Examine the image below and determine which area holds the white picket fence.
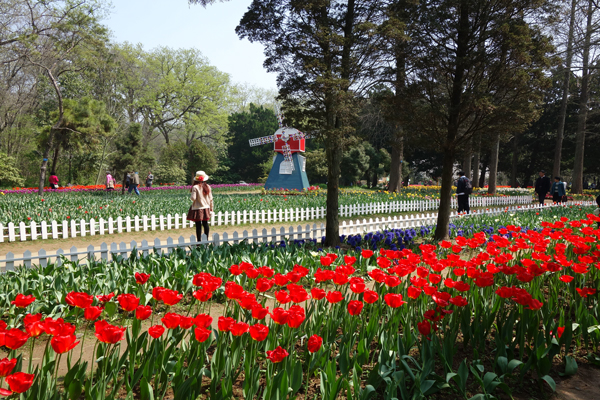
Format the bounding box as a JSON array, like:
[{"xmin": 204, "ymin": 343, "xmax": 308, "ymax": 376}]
[
  {"xmin": 0, "ymin": 196, "xmax": 531, "ymax": 243},
  {"xmin": 1, "ymin": 200, "xmax": 594, "ymax": 270}
]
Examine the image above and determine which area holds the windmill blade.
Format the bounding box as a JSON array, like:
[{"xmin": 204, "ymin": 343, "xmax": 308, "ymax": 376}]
[
  {"xmin": 249, "ymin": 135, "xmax": 277, "ymax": 147},
  {"xmin": 275, "ymin": 104, "xmax": 285, "ymax": 128},
  {"xmin": 290, "ymin": 130, "xmax": 313, "ymax": 140}
]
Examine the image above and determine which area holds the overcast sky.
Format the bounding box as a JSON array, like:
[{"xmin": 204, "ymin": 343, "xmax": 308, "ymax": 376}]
[{"xmin": 104, "ymin": 0, "xmax": 277, "ymax": 90}]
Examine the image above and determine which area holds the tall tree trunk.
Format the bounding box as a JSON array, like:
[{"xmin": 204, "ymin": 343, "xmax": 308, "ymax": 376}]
[
  {"xmin": 472, "ymin": 133, "xmax": 481, "ymax": 188},
  {"xmin": 324, "ymin": 0, "xmax": 355, "ymax": 246},
  {"xmin": 462, "ymin": 137, "xmax": 472, "ymax": 179},
  {"xmin": 479, "ymin": 158, "xmax": 487, "ymax": 188},
  {"xmin": 436, "ymin": 150, "xmax": 456, "ymax": 239},
  {"xmin": 50, "ymin": 146, "xmax": 60, "ymax": 175},
  {"xmin": 122, "ymin": 171, "xmax": 127, "ymax": 195},
  {"xmin": 571, "ymin": 0, "xmax": 593, "ymax": 194},
  {"xmin": 324, "ymin": 129, "xmax": 342, "ymax": 246},
  {"xmin": 553, "ymin": 0, "xmax": 578, "ymax": 178},
  {"xmin": 68, "ymin": 152, "xmax": 72, "ymax": 184},
  {"xmin": 96, "ymin": 138, "xmax": 108, "ymax": 185},
  {"xmin": 488, "ymin": 132, "xmax": 500, "ymax": 194},
  {"xmin": 388, "ymin": 127, "xmax": 404, "ymax": 192},
  {"xmin": 435, "ymin": 0, "xmax": 469, "ymax": 241},
  {"xmin": 511, "ymin": 133, "xmax": 519, "ymax": 187},
  {"xmin": 39, "ymin": 69, "xmax": 64, "ymax": 195}
]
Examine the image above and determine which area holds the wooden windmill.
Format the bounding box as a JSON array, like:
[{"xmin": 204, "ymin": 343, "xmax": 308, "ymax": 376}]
[{"xmin": 248, "ymin": 108, "xmax": 312, "ymax": 190}]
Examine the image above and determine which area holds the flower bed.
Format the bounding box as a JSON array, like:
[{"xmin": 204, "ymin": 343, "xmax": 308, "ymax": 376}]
[
  {"xmin": 0, "ymin": 187, "xmax": 530, "ymax": 226},
  {"xmin": 0, "ymin": 208, "xmax": 599, "ymax": 398}
]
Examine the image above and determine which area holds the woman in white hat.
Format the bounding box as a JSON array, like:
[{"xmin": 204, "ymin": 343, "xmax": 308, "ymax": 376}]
[{"xmin": 187, "ymin": 171, "xmax": 213, "ymax": 242}]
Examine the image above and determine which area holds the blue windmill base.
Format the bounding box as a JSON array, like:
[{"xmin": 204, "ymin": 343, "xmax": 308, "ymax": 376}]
[{"xmin": 264, "ymin": 153, "xmax": 310, "ymax": 191}]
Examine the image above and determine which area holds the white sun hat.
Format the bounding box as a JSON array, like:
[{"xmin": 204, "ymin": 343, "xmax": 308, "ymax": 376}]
[{"xmin": 194, "ymin": 171, "xmax": 210, "ymax": 182}]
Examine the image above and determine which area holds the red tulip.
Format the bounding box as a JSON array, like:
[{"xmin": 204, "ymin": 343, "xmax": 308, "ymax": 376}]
[
  {"xmin": 135, "ymin": 272, "xmax": 151, "ymax": 284},
  {"xmin": 273, "ymin": 273, "xmax": 289, "ymax": 286},
  {"xmin": 84, "ymin": 306, "xmax": 104, "ymax": 321},
  {"xmin": 148, "ymin": 325, "xmax": 165, "ymax": 339},
  {"xmin": 160, "ymin": 289, "xmax": 183, "ymax": 306},
  {"xmin": 217, "ymin": 316, "xmax": 235, "ymax": 332},
  {"xmin": 287, "ymin": 305, "xmax": 306, "ymax": 328},
  {"xmin": 4, "ymin": 372, "xmax": 34, "ymax": 393},
  {"xmin": 361, "ymin": 249, "xmax": 374, "ymax": 258},
  {"xmin": 453, "ymin": 281, "xmax": 471, "ymax": 292},
  {"xmin": 258, "ymin": 266, "xmax": 275, "ymax": 278},
  {"xmin": 274, "ymin": 290, "xmax": 291, "ymax": 304},
  {"xmin": 332, "ymin": 272, "xmax": 349, "ymax": 285},
  {"xmin": 363, "ymin": 290, "xmax": 379, "ymax": 304},
  {"xmin": 266, "ymin": 346, "xmax": 289, "ymax": 363},
  {"xmin": 152, "ymin": 286, "xmax": 166, "ymax": 302},
  {"xmin": 194, "ymin": 327, "xmax": 211, "ymax": 342},
  {"xmin": 449, "ymin": 296, "xmax": 468, "ymax": 307},
  {"xmin": 41, "ymin": 318, "xmax": 74, "ymax": 336},
  {"xmin": 11, "ymin": 294, "xmax": 35, "ymax": 308},
  {"xmin": 349, "ymin": 278, "xmax": 365, "ymax": 294},
  {"xmin": 325, "ymin": 291, "xmax": 343, "ymax": 304},
  {"xmin": 231, "ymin": 322, "xmax": 249, "ymax": 336},
  {"xmin": 135, "ymin": 305, "xmax": 152, "ymax": 321},
  {"xmin": 65, "ymin": 292, "xmax": 94, "ymax": 309},
  {"xmin": 23, "ymin": 314, "xmax": 42, "ymax": 326},
  {"xmin": 161, "ymin": 313, "xmax": 181, "ymax": 329},
  {"xmin": 384, "ymin": 293, "xmax": 406, "ymax": 308},
  {"xmin": 377, "ymin": 257, "xmax": 392, "ymax": 269},
  {"xmin": 179, "ymin": 316, "xmax": 194, "ymax": 330},
  {"xmin": 0, "ymin": 359, "xmax": 17, "ymax": 378},
  {"xmin": 229, "ymin": 264, "xmax": 242, "ymax": 276},
  {"xmin": 347, "ymin": 300, "xmax": 363, "ymax": 316},
  {"xmin": 310, "ymin": 288, "xmax": 326, "ymax": 300},
  {"xmin": 246, "ymin": 268, "xmax": 260, "ymax": 279},
  {"xmin": 556, "ymin": 327, "xmax": 565, "ymax": 339},
  {"xmin": 224, "ymin": 282, "xmax": 244, "ymax": 300},
  {"xmin": 288, "ymin": 285, "xmax": 310, "ymax": 303},
  {"xmin": 51, "ymin": 334, "xmax": 79, "ymax": 354},
  {"xmin": 24, "ymin": 317, "xmax": 44, "ymax": 338},
  {"xmin": 96, "ymin": 293, "xmax": 114, "ymax": 303},
  {"xmin": 193, "ymin": 289, "xmax": 212, "ymax": 302},
  {"xmin": 270, "ymin": 308, "xmax": 289, "ymax": 325},
  {"xmin": 94, "ymin": 320, "xmax": 126, "ymax": 344},
  {"xmin": 307, "ymin": 334, "xmax": 323, "ymax": 353},
  {"xmin": 193, "ymin": 314, "xmax": 213, "ymax": 329},
  {"xmin": 117, "ymin": 294, "xmax": 140, "ymax": 312},
  {"xmin": 559, "ymin": 275, "xmax": 574, "ymax": 283},
  {"xmin": 320, "ymin": 256, "xmax": 334, "ymax": 267},
  {"xmin": 4, "ymin": 329, "xmax": 29, "ymax": 350},
  {"xmin": 407, "ymin": 286, "xmax": 422, "ymax": 299},
  {"xmin": 249, "ymin": 324, "xmax": 269, "ymax": 341},
  {"xmin": 417, "ymin": 320, "xmax": 431, "ymax": 336},
  {"xmin": 251, "ymin": 304, "xmax": 269, "ymax": 320}
]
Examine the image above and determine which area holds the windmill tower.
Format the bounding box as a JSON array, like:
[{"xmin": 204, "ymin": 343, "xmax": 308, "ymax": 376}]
[{"xmin": 249, "ymin": 108, "xmax": 312, "ymax": 191}]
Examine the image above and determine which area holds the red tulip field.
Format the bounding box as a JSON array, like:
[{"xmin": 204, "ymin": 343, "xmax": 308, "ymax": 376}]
[{"xmin": 0, "ymin": 206, "xmax": 599, "ymax": 399}]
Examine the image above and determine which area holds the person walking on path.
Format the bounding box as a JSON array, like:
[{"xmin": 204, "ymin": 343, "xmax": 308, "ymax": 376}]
[
  {"xmin": 186, "ymin": 171, "xmax": 213, "ymax": 242},
  {"xmin": 534, "ymin": 170, "xmax": 550, "ymax": 205},
  {"xmin": 128, "ymin": 171, "xmax": 140, "ymax": 196},
  {"xmin": 145, "ymin": 172, "xmax": 154, "ymax": 188},
  {"xmin": 551, "ymin": 176, "xmax": 566, "ymax": 203},
  {"xmin": 105, "ymin": 172, "xmax": 116, "ymax": 191},
  {"xmin": 456, "ymin": 171, "xmax": 471, "ymax": 214},
  {"xmin": 49, "ymin": 174, "xmax": 59, "ymax": 189}
]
